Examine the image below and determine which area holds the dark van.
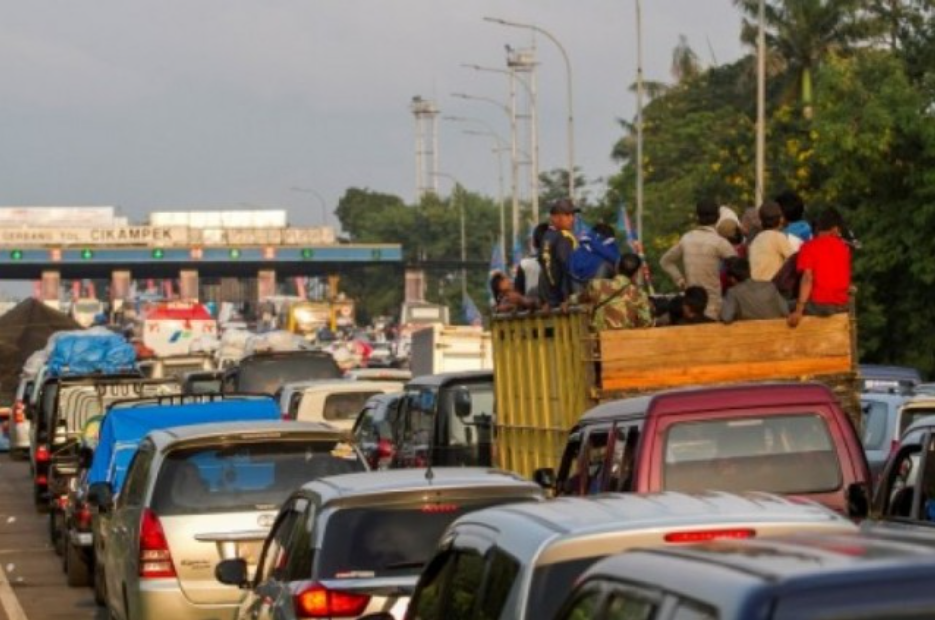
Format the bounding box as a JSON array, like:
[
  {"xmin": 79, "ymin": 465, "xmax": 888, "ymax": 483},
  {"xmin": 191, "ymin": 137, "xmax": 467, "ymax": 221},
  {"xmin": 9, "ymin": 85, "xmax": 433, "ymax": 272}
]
[
  {"xmin": 221, "ymin": 350, "xmax": 341, "ymax": 395},
  {"xmin": 391, "ymin": 371, "xmax": 495, "ymax": 468},
  {"xmin": 537, "ymin": 382, "xmax": 871, "ymax": 518}
]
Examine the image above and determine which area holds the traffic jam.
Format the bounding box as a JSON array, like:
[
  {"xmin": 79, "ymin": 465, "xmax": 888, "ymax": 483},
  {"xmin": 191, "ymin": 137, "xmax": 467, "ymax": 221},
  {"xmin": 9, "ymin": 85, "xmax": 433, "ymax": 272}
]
[{"xmin": 0, "ymin": 297, "xmax": 933, "ymax": 620}]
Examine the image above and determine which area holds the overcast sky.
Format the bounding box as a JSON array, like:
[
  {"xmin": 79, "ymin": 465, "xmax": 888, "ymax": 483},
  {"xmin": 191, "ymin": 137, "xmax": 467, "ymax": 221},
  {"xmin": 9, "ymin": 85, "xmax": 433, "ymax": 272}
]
[{"xmin": 0, "ymin": 0, "xmax": 746, "ymax": 228}]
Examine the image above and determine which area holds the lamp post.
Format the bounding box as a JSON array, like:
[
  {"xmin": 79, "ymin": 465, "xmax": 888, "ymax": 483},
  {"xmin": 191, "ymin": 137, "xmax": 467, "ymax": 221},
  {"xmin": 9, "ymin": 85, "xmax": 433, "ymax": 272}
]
[
  {"xmin": 483, "ymin": 16, "xmax": 575, "ymax": 201},
  {"xmin": 635, "ymin": 0, "xmax": 646, "ymax": 244},
  {"xmin": 755, "ymin": 0, "xmax": 766, "ymax": 207},
  {"xmin": 290, "ymin": 187, "xmax": 328, "ymax": 226},
  {"xmin": 432, "ymin": 172, "xmax": 467, "ymax": 300},
  {"xmin": 451, "ymin": 92, "xmax": 520, "ymax": 257}
]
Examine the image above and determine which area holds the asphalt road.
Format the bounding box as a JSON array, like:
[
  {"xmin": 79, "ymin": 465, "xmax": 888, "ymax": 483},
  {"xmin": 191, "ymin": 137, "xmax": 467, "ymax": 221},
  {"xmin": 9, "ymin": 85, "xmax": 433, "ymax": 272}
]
[{"xmin": 0, "ymin": 453, "xmax": 103, "ymax": 620}]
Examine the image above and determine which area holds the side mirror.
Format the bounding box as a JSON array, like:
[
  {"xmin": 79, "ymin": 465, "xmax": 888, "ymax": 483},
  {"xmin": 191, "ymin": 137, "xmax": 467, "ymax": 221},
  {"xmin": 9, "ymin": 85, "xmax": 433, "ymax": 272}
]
[
  {"xmin": 533, "ymin": 467, "xmax": 556, "ymax": 490},
  {"xmin": 847, "ymin": 482, "xmax": 870, "ymax": 520},
  {"xmin": 453, "ymin": 388, "xmax": 472, "ymax": 419},
  {"xmin": 87, "ymin": 482, "xmax": 114, "ymax": 512},
  {"xmin": 215, "ymin": 558, "xmax": 250, "ymax": 588}
]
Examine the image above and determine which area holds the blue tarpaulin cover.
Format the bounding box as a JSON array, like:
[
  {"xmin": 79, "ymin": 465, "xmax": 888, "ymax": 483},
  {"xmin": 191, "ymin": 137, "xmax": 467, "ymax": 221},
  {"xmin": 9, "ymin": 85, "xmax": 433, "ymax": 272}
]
[
  {"xmin": 47, "ymin": 332, "xmax": 137, "ymax": 376},
  {"xmin": 87, "ymin": 398, "xmax": 281, "ymax": 492}
]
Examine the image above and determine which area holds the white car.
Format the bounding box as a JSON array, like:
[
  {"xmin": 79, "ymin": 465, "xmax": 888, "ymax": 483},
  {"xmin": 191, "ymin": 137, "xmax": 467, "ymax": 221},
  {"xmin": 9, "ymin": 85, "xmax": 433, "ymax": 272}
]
[{"xmin": 283, "ymin": 380, "xmax": 404, "ymax": 431}]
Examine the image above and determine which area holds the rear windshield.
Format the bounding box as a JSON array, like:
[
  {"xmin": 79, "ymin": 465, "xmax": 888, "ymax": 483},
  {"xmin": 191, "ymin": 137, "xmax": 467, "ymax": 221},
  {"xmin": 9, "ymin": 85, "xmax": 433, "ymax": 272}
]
[
  {"xmin": 901, "ymin": 406, "xmax": 935, "ymax": 437},
  {"xmin": 527, "ymin": 557, "xmax": 601, "ymax": 619},
  {"xmin": 318, "ymin": 500, "xmax": 521, "ymax": 579},
  {"xmin": 663, "ymin": 414, "xmax": 842, "ymax": 495},
  {"xmin": 151, "ymin": 440, "xmax": 364, "ymax": 515},
  {"xmin": 321, "ymin": 392, "xmax": 380, "ymax": 422},
  {"xmin": 238, "ymin": 356, "xmax": 341, "ymax": 395},
  {"xmin": 185, "ymin": 379, "xmax": 222, "ymax": 394},
  {"xmin": 862, "ymin": 401, "xmax": 891, "ymax": 450}
]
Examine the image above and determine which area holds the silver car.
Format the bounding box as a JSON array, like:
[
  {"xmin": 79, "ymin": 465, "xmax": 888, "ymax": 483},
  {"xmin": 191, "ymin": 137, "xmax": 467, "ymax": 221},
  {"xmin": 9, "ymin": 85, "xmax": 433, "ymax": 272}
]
[
  {"xmin": 96, "ymin": 421, "xmax": 366, "ymax": 620},
  {"xmin": 216, "ymin": 468, "xmax": 544, "ymax": 620},
  {"xmin": 7, "ymin": 377, "xmax": 34, "ymax": 458}
]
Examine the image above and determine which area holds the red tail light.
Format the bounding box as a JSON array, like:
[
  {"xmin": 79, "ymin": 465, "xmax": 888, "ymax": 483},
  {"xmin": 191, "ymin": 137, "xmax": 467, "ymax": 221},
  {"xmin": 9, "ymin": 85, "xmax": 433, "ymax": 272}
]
[
  {"xmin": 139, "ymin": 509, "xmax": 176, "ymax": 579},
  {"xmin": 12, "ymin": 402, "xmax": 24, "ymax": 424},
  {"xmin": 35, "ymin": 474, "xmax": 47, "ymax": 486},
  {"xmin": 75, "ymin": 504, "xmax": 93, "ymax": 530},
  {"xmin": 57, "ymin": 495, "xmax": 69, "ymax": 510},
  {"xmin": 421, "ymin": 503, "xmax": 460, "ymax": 514},
  {"xmin": 664, "ymin": 528, "xmax": 756, "ymax": 544},
  {"xmin": 294, "ymin": 583, "xmax": 371, "ymax": 618},
  {"xmin": 36, "ymin": 445, "xmax": 50, "ymax": 463},
  {"xmin": 376, "ymin": 439, "xmax": 395, "ymax": 459}
]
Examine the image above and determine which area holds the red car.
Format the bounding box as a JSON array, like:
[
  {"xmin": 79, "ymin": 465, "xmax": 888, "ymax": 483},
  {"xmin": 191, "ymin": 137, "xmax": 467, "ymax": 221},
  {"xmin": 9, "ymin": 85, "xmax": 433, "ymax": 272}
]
[{"xmin": 537, "ymin": 382, "xmax": 871, "ymax": 518}]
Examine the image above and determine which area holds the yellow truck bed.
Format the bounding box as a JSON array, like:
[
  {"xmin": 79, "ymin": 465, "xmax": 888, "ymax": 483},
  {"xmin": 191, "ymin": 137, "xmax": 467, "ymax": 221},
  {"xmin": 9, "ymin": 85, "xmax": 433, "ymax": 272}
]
[{"xmin": 492, "ymin": 311, "xmax": 859, "ymax": 479}]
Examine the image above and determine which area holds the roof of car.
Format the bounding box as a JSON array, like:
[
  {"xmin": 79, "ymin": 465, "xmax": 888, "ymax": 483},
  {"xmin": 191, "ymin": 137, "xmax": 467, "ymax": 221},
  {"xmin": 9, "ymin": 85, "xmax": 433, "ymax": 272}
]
[
  {"xmin": 448, "ymin": 492, "xmax": 851, "ymax": 564},
  {"xmin": 585, "ymin": 530, "xmax": 935, "ymax": 605},
  {"xmin": 148, "ymin": 420, "xmax": 345, "ymax": 448},
  {"xmin": 299, "ymin": 467, "xmax": 540, "ymax": 506},
  {"xmin": 407, "ymin": 370, "xmax": 494, "ymax": 388},
  {"xmin": 294, "ymin": 380, "xmax": 403, "ymax": 394},
  {"xmin": 903, "ymin": 394, "xmax": 935, "ymax": 409},
  {"xmin": 860, "ymin": 392, "xmax": 911, "ymax": 406},
  {"xmin": 900, "ymin": 415, "xmax": 935, "ymax": 438},
  {"xmin": 580, "ymin": 382, "xmax": 834, "ymax": 425},
  {"xmin": 860, "ymin": 364, "xmax": 923, "ymax": 382}
]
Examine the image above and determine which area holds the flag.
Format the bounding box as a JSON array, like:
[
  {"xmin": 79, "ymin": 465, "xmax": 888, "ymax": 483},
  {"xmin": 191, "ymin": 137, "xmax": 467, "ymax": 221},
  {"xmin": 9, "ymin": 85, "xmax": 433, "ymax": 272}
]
[
  {"xmin": 463, "ymin": 293, "xmax": 483, "ymax": 327},
  {"xmin": 618, "ymin": 202, "xmax": 655, "ymax": 295},
  {"xmin": 489, "ymin": 242, "xmax": 506, "ymax": 275}
]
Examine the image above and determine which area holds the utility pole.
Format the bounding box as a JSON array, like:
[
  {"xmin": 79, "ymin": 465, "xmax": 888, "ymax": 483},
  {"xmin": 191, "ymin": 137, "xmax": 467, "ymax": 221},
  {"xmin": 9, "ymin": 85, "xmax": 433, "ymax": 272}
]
[
  {"xmin": 411, "ymin": 96, "xmax": 440, "ymax": 200},
  {"xmin": 756, "ymin": 0, "xmax": 766, "ymax": 207},
  {"xmin": 635, "ymin": 0, "xmax": 646, "ymax": 244}
]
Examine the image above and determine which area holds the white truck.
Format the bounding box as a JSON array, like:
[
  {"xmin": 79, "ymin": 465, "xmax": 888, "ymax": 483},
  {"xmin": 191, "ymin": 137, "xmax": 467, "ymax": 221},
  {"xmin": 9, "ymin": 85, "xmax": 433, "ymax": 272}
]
[{"xmin": 409, "ymin": 325, "xmax": 493, "ymax": 377}]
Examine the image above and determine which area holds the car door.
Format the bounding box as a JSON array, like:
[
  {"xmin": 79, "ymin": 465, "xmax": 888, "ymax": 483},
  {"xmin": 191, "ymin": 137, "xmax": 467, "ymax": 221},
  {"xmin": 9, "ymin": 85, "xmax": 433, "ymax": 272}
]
[
  {"xmin": 106, "ymin": 445, "xmax": 155, "ymax": 619},
  {"xmin": 240, "ymin": 497, "xmax": 310, "ymax": 620}
]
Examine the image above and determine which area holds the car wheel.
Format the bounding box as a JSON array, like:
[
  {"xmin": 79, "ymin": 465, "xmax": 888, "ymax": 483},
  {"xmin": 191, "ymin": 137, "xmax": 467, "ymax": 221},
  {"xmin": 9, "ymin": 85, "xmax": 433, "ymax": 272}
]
[
  {"xmin": 65, "ymin": 541, "xmax": 91, "ymax": 587},
  {"xmin": 93, "ymin": 557, "xmax": 107, "ymax": 606}
]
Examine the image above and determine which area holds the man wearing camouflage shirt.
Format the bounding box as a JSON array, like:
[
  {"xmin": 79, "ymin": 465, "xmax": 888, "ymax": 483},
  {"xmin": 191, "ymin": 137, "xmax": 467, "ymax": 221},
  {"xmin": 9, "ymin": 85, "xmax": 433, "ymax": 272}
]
[{"xmin": 579, "ymin": 252, "xmax": 654, "ymax": 330}]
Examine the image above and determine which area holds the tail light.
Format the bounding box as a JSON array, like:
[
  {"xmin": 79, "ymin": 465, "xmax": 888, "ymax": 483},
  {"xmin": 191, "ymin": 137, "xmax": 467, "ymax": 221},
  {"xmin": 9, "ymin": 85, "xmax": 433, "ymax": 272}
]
[
  {"xmin": 35, "ymin": 474, "xmax": 48, "ymax": 486},
  {"xmin": 376, "ymin": 439, "xmax": 395, "ymax": 460},
  {"xmin": 36, "ymin": 445, "xmax": 50, "ymax": 463},
  {"xmin": 57, "ymin": 495, "xmax": 69, "ymax": 510},
  {"xmin": 663, "ymin": 528, "xmax": 756, "ymax": 544},
  {"xmin": 13, "ymin": 402, "xmax": 25, "ymax": 424},
  {"xmin": 294, "ymin": 583, "xmax": 371, "ymax": 618},
  {"xmin": 139, "ymin": 509, "xmax": 176, "ymax": 579},
  {"xmin": 75, "ymin": 503, "xmax": 93, "ymax": 531}
]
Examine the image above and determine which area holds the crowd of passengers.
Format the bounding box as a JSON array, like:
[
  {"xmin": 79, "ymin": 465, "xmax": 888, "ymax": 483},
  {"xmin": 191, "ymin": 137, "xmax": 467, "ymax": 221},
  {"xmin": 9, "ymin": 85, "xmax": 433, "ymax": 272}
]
[{"xmin": 491, "ymin": 191, "xmax": 853, "ymax": 330}]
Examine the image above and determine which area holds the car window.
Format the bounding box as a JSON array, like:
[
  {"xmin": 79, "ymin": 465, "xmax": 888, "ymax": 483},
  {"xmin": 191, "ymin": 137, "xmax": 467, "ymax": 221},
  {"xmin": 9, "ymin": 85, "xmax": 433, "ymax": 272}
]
[
  {"xmin": 558, "ymin": 434, "xmax": 584, "ymax": 495},
  {"xmin": 150, "ymin": 440, "xmax": 364, "ymax": 515},
  {"xmin": 288, "ymin": 392, "xmax": 303, "ymax": 420},
  {"xmin": 901, "ymin": 406, "xmax": 935, "ymax": 437},
  {"xmin": 663, "ymin": 414, "xmax": 842, "ymax": 495},
  {"xmin": 861, "ymin": 401, "xmax": 890, "ymax": 450},
  {"xmin": 478, "ymin": 549, "xmax": 521, "ymax": 620},
  {"xmin": 445, "ymin": 551, "xmax": 485, "ymax": 620},
  {"xmin": 238, "ymin": 355, "xmax": 341, "ymax": 395},
  {"xmin": 608, "ymin": 424, "xmax": 640, "ymax": 492},
  {"xmin": 881, "ymin": 446, "xmax": 922, "ymax": 519},
  {"xmin": 439, "ymin": 382, "xmax": 495, "ymax": 448},
  {"xmin": 320, "ymin": 391, "xmax": 380, "ymax": 422},
  {"xmin": 354, "ymin": 407, "xmax": 376, "ymax": 442},
  {"xmin": 670, "ymin": 599, "xmax": 717, "ymax": 620},
  {"xmin": 256, "ymin": 500, "xmax": 303, "ymax": 584},
  {"xmin": 604, "ymin": 591, "xmax": 656, "ymax": 620},
  {"xmin": 410, "ymin": 550, "xmax": 458, "ymax": 620},
  {"xmin": 118, "ymin": 447, "xmax": 155, "ymax": 508},
  {"xmin": 283, "ymin": 498, "xmax": 314, "ymax": 581},
  {"xmin": 560, "ymin": 587, "xmax": 603, "ymax": 620},
  {"xmin": 582, "ymin": 428, "xmax": 610, "ymax": 495},
  {"xmin": 528, "ymin": 557, "xmax": 602, "ymax": 618}
]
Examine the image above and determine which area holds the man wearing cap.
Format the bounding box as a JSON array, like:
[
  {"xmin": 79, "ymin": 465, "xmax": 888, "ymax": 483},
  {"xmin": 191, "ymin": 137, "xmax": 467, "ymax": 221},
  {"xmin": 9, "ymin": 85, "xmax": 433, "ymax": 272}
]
[
  {"xmin": 539, "ymin": 198, "xmax": 580, "ymax": 308},
  {"xmin": 748, "ymin": 201, "xmax": 794, "ymax": 282},
  {"xmin": 660, "ymin": 198, "xmax": 737, "ymax": 319}
]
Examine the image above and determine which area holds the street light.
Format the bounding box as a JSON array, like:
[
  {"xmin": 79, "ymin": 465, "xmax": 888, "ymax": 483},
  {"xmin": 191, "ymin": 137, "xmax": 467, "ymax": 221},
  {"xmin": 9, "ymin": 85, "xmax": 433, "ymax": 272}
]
[
  {"xmin": 484, "ymin": 16, "xmax": 575, "ymax": 201},
  {"xmin": 755, "ymin": 0, "xmax": 766, "ymax": 207},
  {"xmin": 290, "ymin": 187, "xmax": 328, "ymax": 226},
  {"xmin": 635, "ymin": 0, "xmax": 646, "ymax": 245},
  {"xmin": 432, "ymin": 172, "xmax": 467, "ymax": 301}
]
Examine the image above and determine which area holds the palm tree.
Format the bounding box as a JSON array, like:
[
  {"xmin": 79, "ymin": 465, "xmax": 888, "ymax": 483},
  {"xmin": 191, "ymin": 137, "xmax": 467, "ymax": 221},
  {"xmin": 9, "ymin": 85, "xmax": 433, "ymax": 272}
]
[{"xmin": 733, "ymin": 0, "xmax": 880, "ymax": 116}]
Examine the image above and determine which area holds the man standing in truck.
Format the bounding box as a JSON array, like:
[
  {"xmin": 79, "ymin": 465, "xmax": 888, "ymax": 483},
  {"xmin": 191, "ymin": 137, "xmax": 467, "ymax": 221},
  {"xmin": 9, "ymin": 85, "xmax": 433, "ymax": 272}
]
[
  {"xmin": 660, "ymin": 199, "xmax": 737, "ymax": 319},
  {"xmin": 788, "ymin": 208, "xmax": 852, "ymax": 327},
  {"xmin": 539, "ymin": 198, "xmax": 579, "ymax": 308}
]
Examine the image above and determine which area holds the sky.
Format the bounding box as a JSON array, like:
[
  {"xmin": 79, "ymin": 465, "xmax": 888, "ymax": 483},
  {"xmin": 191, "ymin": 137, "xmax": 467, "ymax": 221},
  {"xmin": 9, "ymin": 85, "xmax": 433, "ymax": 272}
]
[{"xmin": 0, "ymin": 0, "xmax": 747, "ymax": 229}]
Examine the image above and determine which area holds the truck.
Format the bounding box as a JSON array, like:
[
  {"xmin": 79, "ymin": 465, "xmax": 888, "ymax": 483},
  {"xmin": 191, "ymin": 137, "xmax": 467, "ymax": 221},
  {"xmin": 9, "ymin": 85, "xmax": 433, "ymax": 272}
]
[
  {"xmin": 492, "ymin": 311, "xmax": 860, "ymax": 480},
  {"xmin": 141, "ymin": 301, "xmax": 217, "ymax": 358},
  {"xmin": 285, "ymin": 299, "xmax": 356, "ymax": 339},
  {"xmin": 410, "ymin": 325, "xmax": 493, "ymax": 377}
]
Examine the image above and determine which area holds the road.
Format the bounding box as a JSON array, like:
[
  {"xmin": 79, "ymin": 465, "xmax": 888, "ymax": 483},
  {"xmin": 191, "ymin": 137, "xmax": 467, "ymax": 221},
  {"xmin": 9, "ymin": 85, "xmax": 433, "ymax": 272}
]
[{"xmin": 0, "ymin": 454, "xmax": 103, "ymax": 620}]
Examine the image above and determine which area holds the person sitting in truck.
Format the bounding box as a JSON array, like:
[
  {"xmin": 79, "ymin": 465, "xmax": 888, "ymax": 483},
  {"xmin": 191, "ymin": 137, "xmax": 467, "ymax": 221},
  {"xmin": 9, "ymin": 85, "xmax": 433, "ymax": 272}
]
[
  {"xmin": 515, "ymin": 223, "xmax": 549, "ymax": 299},
  {"xmin": 677, "ymin": 286, "xmax": 715, "ymax": 325},
  {"xmin": 720, "ymin": 257, "xmax": 789, "ymax": 323},
  {"xmin": 490, "ymin": 271, "xmax": 534, "ymax": 313},
  {"xmin": 539, "ymin": 198, "xmax": 580, "ymax": 308},
  {"xmin": 569, "ymin": 222, "xmax": 621, "ymax": 284},
  {"xmin": 749, "ymin": 201, "xmax": 794, "ymax": 281},
  {"xmin": 660, "ymin": 198, "xmax": 737, "ymax": 319},
  {"xmin": 788, "ymin": 208, "xmax": 852, "ymax": 328},
  {"xmin": 575, "ymin": 252, "xmax": 653, "ymax": 330},
  {"xmin": 777, "ymin": 189, "xmax": 813, "ymax": 250}
]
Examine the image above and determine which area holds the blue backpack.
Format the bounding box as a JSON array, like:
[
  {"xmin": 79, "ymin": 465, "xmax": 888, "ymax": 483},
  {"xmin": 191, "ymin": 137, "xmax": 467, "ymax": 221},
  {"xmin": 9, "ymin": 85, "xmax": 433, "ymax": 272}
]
[{"xmin": 569, "ymin": 232, "xmax": 620, "ymax": 282}]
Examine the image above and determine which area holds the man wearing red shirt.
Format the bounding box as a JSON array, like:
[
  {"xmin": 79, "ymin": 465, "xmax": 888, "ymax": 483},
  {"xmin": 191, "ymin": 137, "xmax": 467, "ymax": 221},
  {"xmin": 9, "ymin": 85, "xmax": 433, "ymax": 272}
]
[{"xmin": 788, "ymin": 208, "xmax": 851, "ymax": 327}]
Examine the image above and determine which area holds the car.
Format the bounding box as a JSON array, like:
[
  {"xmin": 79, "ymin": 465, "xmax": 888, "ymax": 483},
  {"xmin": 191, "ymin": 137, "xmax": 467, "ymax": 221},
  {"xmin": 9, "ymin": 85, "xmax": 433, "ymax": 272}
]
[
  {"xmin": 895, "ymin": 394, "xmax": 935, "ymax": 442},
  {"xmin": 554, "ymin": 530, "xmax": 935, "ymax": 620},
  {"xmin": 216, "ymin": 467, "xmax": 544, "ymax": 620},
  {"xmin": 221, "ymin": 350, "xmax": 342, "ymax": 395},
  {"xmin": 7, "ymin": 377, "xmax": 34, "ymax": 459},
  {"xmin": 396, "ymin": 491, "xmax": 855, "ymax": 620},
  {"xmin": 391, "ymin": 371, "xmax": 495, "ymax": 468},
  {"xmin": 180, "ymin": 370, "xmax": 223, "ymax": 394},
  {"xmin": 95, "ymin": 420, "xmax": 367, "ymax": 620},
  {"xmin": 860, "ymin": 391, "xmax": 911, "ymax": 478},
  {"xmin": 872, "ymin": 414, "xmax": 935, "ymax": 523},
  {"xmin": 353, "ymin": 393, "xmax": 404, "ymax": 469},
  {"xmin": 537, "ymin": 382, "xmax": 872, "ymax": 518},
  {"xmin": 860, "ymin": 363, "xmax": 922, "ymax": 394},
  {"xmin": 284, "ymin": 380, "xmax": 403, "ymax": 431},
  {"xmin": 345, "ymin": 368, "xmax": 412, "ymax": 382}
]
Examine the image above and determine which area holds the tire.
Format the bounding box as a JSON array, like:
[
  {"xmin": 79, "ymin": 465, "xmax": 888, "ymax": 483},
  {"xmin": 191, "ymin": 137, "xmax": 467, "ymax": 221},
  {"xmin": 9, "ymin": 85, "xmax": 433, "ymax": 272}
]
[
  {"xmin": 65, "ymin": 541, "xmax": 91, "ymax": 587},
  {"xmin": 93, "ymin": 555, "xmax": 107, "ymax": 606}
]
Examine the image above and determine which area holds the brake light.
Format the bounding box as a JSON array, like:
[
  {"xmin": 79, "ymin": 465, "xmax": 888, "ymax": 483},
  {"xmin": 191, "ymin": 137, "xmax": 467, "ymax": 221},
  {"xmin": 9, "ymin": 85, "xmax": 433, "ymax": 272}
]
[
  {"xmin": 295, "ymin": 582, "xmax": 371, "ymax": 618},
  {"xmin": 376, "ymin": 439, "xmax": 395, "ymax": 459},
  {"xmin": 13, "ymin": 402, "xmax": 24, "ymax": 424},
  {"xmin": 139, "ymin": 509, "xmax": 176, "ymax": 579},
  {"xmin": 664, "ymin": 528, "xmax": 756, "ymax": 544},
  {"xmin": 421, "ymin": 503, "xmax": 460, "ymax": 514},
  {"xmin": 75, "ymin": 504, "xmax": 93, "ymax": 530},
  {"xmin": 35, "ymin": 474, "xmax": 47, "ymax": 486},
  {"xmin": 57, "ymin": 495, "xmax": 69, "ymax": 510},
  {"xmin": 36, "ymin": 445, "xmax": 50, "ymax": 463}
]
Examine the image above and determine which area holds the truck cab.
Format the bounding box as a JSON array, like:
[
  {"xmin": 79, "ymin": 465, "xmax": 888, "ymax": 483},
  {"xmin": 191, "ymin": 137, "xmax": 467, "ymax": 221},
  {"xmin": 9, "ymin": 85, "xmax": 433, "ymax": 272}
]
[
  {"xmin": 540, "ymin": 382, "xmax": 871, "ymax": 518},
  {"xmin": 391, "ymin": 371, "xmax": 495, "ymax": 468}
]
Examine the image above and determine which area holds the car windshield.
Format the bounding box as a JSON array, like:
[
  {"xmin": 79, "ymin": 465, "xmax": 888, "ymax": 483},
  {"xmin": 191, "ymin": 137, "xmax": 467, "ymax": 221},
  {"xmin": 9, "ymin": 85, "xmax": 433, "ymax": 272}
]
[
  {"xmin": 862, "ymin": 400, "xmax": 891, "ymax": 451},
  {"xmin": 900, "ymin": 406, "xmax": 935, "ymax": 437},
  {"xmin": 151, "ymin": 440, "xmax": 365, "ymax": 515},
  {"xmin": 186, "ymin": 378, "xmax": 222, "ymax": 394},
  {"xmin": 238, "ymin": 356, "xmax": 341, "ymax": 395},
  {"xmin": 317, "ymin": 501, "xmax": 509, "ymax": 579},
  {"xmin": 527, "ymin": 557, "xmax": 601, "ymax": 618},
  {"xmin": 663, "ymin": 414, "xmax": 842, "ymax": 495}
]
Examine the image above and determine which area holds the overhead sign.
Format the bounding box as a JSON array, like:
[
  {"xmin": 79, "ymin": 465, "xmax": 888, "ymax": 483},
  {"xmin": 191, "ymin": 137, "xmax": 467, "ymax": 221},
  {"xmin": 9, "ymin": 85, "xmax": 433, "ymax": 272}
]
[{"xmin": 0, "ymin": 226, "xmax": 336, "ymax": 248}]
